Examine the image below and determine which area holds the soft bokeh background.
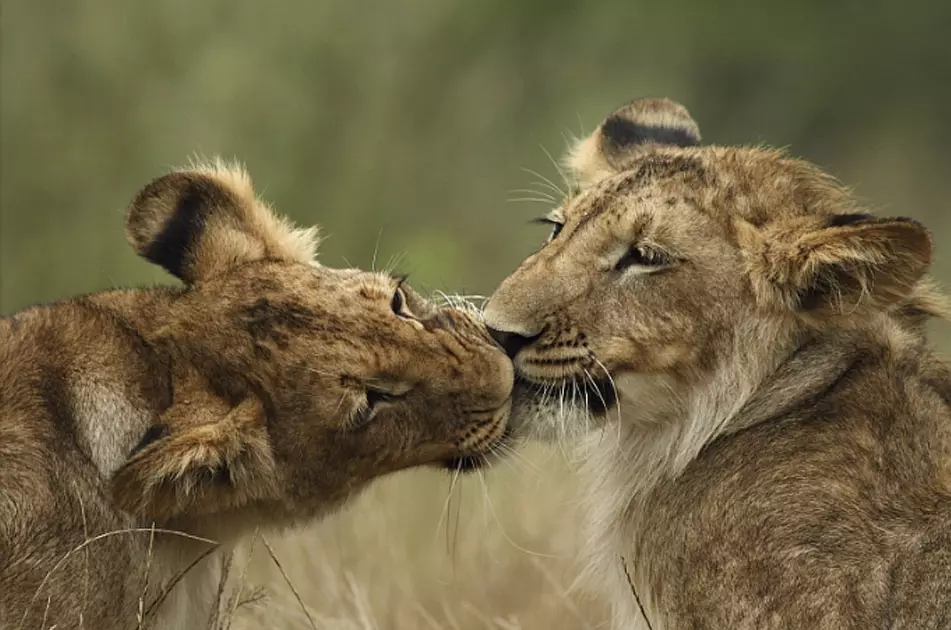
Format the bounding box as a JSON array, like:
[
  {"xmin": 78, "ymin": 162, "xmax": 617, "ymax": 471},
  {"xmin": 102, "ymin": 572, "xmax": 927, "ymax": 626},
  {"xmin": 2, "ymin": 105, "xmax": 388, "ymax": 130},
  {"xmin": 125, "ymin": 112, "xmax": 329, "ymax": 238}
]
[{"xmin": 3, "ymin": 1, "xmax": 950, "ymax": 628}]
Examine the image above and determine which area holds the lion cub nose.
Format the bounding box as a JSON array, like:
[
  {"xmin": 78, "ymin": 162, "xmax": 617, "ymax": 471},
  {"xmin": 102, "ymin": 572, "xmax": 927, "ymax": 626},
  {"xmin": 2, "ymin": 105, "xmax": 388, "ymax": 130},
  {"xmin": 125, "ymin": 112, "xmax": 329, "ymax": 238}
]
[{"xmin": 487, "ymin": 327, "xmax": 539, "ymax": 359}]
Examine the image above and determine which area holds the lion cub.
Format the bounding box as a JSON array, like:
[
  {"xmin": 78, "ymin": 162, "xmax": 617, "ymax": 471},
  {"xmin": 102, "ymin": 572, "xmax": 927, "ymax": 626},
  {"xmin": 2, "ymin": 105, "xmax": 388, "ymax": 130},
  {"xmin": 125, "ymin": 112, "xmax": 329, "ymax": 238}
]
[
  {"xmin": 0, "ymin": 161, "xmax": 513, "ymax": 629},
  {"xmin": 486, "ymin": 98, "xmax": 951, "ymax": 628}
]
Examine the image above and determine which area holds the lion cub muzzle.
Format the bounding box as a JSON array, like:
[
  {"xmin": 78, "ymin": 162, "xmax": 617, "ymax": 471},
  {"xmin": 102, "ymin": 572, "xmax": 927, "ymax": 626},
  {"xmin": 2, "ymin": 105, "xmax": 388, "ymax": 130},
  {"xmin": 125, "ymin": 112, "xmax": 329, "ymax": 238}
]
[{"xmin": 486, "ymin": 322, "xmax": 617, "ymax": 416}]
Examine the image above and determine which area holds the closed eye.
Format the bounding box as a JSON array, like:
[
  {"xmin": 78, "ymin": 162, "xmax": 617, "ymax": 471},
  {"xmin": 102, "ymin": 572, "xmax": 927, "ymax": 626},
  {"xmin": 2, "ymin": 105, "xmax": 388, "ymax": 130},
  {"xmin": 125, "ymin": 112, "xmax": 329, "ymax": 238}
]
[
  {"xmin": 615, "ymin": 245, "xmax": 673, "ymax": 271},
  {"xmin": 349, "ymin": 385, "xmax": 410, "ymax": 430},
  {"xmin": 366, "ymin": 387, "xmax": 404, "ymax": 407}
]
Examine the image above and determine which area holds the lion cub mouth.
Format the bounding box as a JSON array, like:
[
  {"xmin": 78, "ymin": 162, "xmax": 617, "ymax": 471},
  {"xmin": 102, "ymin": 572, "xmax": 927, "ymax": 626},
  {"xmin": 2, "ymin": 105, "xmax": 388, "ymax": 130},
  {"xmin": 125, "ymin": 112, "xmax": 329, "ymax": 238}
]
[
  {"xmin": 441, "ymin": 401, "xmax": 513, "ymax": 472},
  {"xmin": 443, "ymin": 433, "xmax": 510, "ymax": 472},
  {"xmin": 515, "ymin": 374, "xmax": 618, "ymax": 415}
]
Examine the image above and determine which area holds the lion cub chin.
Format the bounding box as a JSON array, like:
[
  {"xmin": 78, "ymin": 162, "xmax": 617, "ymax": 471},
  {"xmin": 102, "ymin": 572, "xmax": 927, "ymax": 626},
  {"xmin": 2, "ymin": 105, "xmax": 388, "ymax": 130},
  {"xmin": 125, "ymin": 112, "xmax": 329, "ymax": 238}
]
[
  {"xmin": 487, "ymin": 98, "xmax": 951, "ymax": 629},
  {"xmin": 0, "ymin": 160, "xmax": 513, "ymax": 630}
]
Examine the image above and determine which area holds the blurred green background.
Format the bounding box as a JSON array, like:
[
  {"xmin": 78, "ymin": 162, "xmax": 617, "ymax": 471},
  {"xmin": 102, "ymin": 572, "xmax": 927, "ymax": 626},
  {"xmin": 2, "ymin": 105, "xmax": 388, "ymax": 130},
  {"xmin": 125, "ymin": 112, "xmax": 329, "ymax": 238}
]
[
  {"xmin": 2, "ymin": 0, "xmax": 950, "ymax": 341},
  {"xmin": 3, "ymin": 3, "xmax": 951, "ymax": 626}
]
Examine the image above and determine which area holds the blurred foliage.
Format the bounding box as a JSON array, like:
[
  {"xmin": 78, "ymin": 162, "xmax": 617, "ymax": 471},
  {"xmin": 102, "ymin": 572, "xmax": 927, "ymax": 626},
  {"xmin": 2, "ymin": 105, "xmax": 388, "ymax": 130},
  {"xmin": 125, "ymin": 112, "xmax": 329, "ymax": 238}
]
[
  {"xmin": 2, "ymin": 0, "xmax": 950, "ymax": 339},
  {"xmin": 2, "ymin": 2, "xmax": 951, "ymax": 626}
]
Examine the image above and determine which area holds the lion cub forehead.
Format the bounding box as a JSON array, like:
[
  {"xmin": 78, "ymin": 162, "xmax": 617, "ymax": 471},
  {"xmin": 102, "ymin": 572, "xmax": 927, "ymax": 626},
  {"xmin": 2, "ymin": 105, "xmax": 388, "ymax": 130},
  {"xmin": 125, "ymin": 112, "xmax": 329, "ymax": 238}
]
[
  {"xmin": 315, "ymin": 265, "xmax": 384, "ymax": 284},
  {"xmin": 564, "ymin": 144, "xmax": 854, "ymax": 229},
  {"xmin": 559, "ymin": 147, "xmax": 711, "ymax": 223},
  {"xmin": 318, "ymin": 267, "xmax": 395, "ymax": 294}
]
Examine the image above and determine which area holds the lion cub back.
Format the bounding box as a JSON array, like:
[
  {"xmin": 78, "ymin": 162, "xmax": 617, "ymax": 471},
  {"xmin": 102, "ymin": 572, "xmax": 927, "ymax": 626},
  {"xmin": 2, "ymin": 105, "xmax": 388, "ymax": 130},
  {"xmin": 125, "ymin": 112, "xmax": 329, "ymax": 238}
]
[{"xmin": 0, "ymin": 293, "xmax": 181, "ymax": 628}]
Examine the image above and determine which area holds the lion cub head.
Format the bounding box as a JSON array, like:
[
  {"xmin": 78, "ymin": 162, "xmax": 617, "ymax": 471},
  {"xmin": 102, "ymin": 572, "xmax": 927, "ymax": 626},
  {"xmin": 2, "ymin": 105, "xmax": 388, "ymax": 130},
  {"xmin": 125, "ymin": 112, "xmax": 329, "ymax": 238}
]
[
  {"xmin": 112, "ymin": 161, "xmax": 513, "ymax": 530},
  {"xmin": 485, "ymin": 97, "xmax": 943, "ymax": 442}
]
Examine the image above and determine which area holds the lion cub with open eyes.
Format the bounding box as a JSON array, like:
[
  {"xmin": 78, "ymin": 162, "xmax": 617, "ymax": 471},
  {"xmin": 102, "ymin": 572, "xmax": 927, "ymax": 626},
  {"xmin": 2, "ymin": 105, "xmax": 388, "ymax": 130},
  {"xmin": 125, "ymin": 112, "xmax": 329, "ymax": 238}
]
[
  {"xmin": 486, "ymin": 98, "xmax": 951, "ymax": 629},
  {"xmin": 0, "ymin": 161, "xmax": 513, "ymax": 629}
]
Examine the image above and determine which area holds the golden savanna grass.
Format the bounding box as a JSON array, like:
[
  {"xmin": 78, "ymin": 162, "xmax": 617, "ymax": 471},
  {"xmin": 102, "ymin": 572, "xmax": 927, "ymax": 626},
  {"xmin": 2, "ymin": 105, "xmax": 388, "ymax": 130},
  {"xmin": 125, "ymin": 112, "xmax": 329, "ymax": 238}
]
[
  {"xmin": 228, "ymin": 444, "xmax": 609, "ymax": 629},
  {"xmin": 18, "ymin": 435, "xmax": 604, "ymax": 629}
]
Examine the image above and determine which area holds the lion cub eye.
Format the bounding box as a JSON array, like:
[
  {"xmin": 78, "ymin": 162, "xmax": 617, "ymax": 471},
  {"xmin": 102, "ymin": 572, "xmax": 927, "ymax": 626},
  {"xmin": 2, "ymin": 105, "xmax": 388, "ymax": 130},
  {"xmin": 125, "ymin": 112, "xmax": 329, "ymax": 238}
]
[
  {"xmin": 390, "ymin": 286, "xmax": 410, "ymax": 317},
  {"xmin": 532, "ymin": 217, "xmax": 564, "ymax": 243},
  {"xmin": 615, "ymin": 245, "xmax": 672, "ymax": 271},
  {"xmin": 350, "ymin": 385, "xmax": 410, "ymax": 429},
  {"xmin": 367, "ymin": 387, "xmax": 404, "ymax": 408}
]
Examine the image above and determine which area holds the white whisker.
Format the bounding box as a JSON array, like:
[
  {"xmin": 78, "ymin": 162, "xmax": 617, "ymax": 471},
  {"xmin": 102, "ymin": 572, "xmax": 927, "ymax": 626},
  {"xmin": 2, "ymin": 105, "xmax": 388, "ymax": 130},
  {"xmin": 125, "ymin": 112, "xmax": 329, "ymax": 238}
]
[
  {"xmin": 521, "ymin": 167, "xmax": 567, "ymax": 198},
  {"xmin": 474, "ymin": 468, "xmax": 559, "ymax": 559},
  {"xmin": 370, "ymin": 227, "xmax": 384, "ymax": 272},
  {"xmin": 508, "ymin": 187, "xmax": 556, "ymax": 201},
  {"xmin": 591, "ymin": 356, "xmax": 621, "ymax": 424},
  {"xmin": 539, "ymin": 143, "xmax": 571, "ymax": 190},
  {"xmin": 383, "ymin": 250, "xmax": 409, "ymax": 276},
  {"xmin": 507, "ymin": 197, "xmax": 558, "ymax": 206},
  {"xmin": 433, "ymin": 468, "xmax": 462, "ymax": 547},
  {"xmin": 492, "ymin": 440, "xmax": 542, "ymax": 477}
]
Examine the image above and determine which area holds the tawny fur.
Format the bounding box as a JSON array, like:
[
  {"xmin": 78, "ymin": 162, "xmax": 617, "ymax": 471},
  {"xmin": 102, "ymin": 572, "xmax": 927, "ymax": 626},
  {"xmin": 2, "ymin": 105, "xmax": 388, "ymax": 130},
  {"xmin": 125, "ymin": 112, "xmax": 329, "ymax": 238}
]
[
  {"xmin": 0, "ymin": 161, "xmax": 513, "ymax": 629},
  {"xmin": 487, "ymin": 98, "xmax": 951, "ymax": 629}
]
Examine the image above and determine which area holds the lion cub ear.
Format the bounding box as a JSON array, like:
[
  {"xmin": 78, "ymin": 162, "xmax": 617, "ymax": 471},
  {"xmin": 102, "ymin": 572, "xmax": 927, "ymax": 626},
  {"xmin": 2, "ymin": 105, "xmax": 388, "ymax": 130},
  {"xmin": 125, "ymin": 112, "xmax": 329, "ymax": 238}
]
[
  {"xmin": 566, "ymin": 97, "xmax": 701, "ymax": 188},
  {"xmin": 111, "ymin": 397, "xmax": 279, "ymax": 521},
  {"xmin": 737, "ymin": 213, "xmax": 933, "ymax": 319},
  {"xmin": 126, "ymin": 159, "xmax": 320, "ymax": 284}
]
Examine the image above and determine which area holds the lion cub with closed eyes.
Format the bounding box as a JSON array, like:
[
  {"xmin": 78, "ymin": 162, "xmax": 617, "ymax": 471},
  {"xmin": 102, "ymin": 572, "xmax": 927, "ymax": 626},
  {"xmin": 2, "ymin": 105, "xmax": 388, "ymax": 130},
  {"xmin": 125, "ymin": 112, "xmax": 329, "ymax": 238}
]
[{"xmin": 0, "ymin": 161, "xmax": 513, "ymax": 629}]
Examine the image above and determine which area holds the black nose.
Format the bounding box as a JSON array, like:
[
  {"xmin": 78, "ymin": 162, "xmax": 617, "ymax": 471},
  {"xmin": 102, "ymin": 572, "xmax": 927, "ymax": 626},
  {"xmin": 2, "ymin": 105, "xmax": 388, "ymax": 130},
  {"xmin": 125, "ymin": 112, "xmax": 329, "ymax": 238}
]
[{"xmin": 487, "ymin": 327, "xmax": 539, "ymax": 358}]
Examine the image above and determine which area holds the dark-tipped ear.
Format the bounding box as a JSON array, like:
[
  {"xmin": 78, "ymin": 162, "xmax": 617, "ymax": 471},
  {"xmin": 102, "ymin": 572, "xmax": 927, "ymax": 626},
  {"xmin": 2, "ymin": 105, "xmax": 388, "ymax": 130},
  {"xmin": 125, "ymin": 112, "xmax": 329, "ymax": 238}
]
[
  {"xmin": 112, "ymin": 398, "xmax": 278, "ymax": 521},
  {"xmin": 737, "ymin": 213, "xmax": 933, "ymax": 319},
  {"xmin": 566, "ymin": 97, "xmax": 701, "ymax": 188},
  {"xmin": 126, "ymin": 159, "xmax": 320, "ymax": 284}
]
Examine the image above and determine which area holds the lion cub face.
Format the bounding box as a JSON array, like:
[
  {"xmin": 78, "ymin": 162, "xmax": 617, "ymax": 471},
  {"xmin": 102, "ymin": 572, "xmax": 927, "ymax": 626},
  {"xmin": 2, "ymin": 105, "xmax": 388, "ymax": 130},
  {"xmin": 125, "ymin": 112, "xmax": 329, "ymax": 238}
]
[
  {"xmin": 485, "ymin": 98, "xmax": 933, "ymax": 440},
  {"xmin": 112, "ymin": 162, "xmax": 513, "ymax": 526}
]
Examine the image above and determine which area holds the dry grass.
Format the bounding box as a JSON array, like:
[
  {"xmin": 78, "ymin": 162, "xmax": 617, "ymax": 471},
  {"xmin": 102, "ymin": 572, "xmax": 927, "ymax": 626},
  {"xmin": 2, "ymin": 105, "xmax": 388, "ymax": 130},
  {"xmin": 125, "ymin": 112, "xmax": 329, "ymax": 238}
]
[
  {"xmin": 228, "ymin": 444, "xmax": 609, "ymax": 629},
  {"xmin": 21, "ymin": 432, "xmax": 605, "ymax": 628}
]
